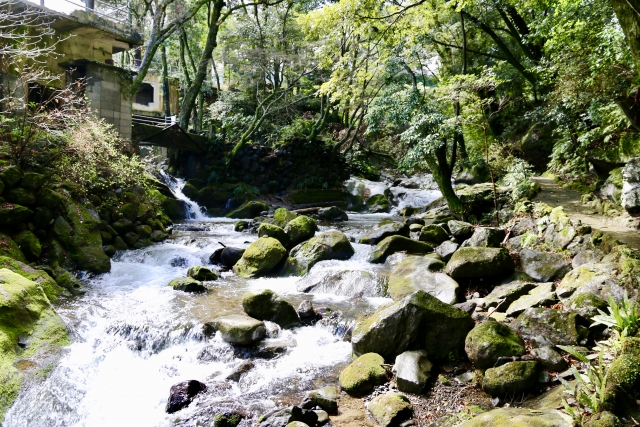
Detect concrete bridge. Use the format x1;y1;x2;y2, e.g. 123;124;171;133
132;119;207;153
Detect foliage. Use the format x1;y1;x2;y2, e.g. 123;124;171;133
591;292;640;338
232;183;260;203
500;158;537;202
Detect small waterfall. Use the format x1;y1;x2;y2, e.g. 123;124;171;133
158;170;209;220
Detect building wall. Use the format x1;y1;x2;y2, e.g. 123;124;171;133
132;73;180;118
84;63;131;140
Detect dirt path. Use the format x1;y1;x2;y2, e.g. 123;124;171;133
532;177;640;250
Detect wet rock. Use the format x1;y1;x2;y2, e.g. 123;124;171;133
519;249;570;282
258;223;290;247
260;406;318;427
418;225;449;245
435;241;458;262
123;232;139;246
168;277;206;293
352;290;474;362
445;247;515;280
300;386;339;413
465;321;525;369
447;220;473;241
233;237;287;278
234;220;249;232
313;410;329;426
213;412;243;427
339;352;388;395
165;380;207;413
217;247;245;268
297;300;320;325
226;201;269;219
296;269;387;297
461;227;505;248
187;266;218;281
457;407;572;427
149;230;168;242
102;245;116;257
241;289;300;328
273;208;297;228
226;360;255;381
392;350;432;394
530;346;568;371
367;193;390;213
387;256;457;303
317;206;348;221
367;392;413;427
206;314;266;345
113;236;128;250
505;283;557;317
283;231;354;276
284;215;318;247
368;236;434;264
359;221;410;245
111;218;134;234
482;361;538;397
511;308;589;347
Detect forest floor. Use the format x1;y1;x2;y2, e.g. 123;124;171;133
532;177;640;250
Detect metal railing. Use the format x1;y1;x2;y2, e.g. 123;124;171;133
132;114;177;127
39;0;130;26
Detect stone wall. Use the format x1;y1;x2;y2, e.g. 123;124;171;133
84;62;132;140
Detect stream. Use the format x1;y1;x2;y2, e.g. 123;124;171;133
4;178;442;427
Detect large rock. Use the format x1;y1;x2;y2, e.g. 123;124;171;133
284;215;318;247
168;277;206;293
260;406;318;427
392;350;432;394
483;281;536;310
530;346;568;371
282;231;354;276
602;337;640;411
233;237;287;278
445;248;515;280
458;408;572;427
165;380;207;413
511;308;589;347
621;157;640;213
519;249;570;282
465;321;525;369
0;203;32;227
351;291;474;362
273;208;297;228
187;266;218;281
19;172;45;190
218;247;245;268
367;392;413;427
448;220;473;241
387;256;457;303
338;353;388;395
317;206;348;221
556;264;618;299
241;289;299;329
300;386;339;414
258;223;289;247
12;230;41;261
5;188;36;206
505;283;557;317
359;221;409;245
368;236;434;264
0;165;21;188
482;361;538;397
461;227;505;248
206;314;266;345
64;201;111;273
435;240;458;262
418;225;449;244
226;201;269;219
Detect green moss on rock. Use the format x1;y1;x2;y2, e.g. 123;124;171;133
458;407;572;427
233;237;287;278
258;223;289;247
13;230;41;261
187;266;218;281
465;321;525;369
367;392;413;427
226;201;269;219
0;203;32;227
338;352;387;395
284;215;318;247
369;235;434;264
482;361;538;396
282;231;354;276
273;208;297;228
445;247;515;280
241;289;299;328
0;233;26;263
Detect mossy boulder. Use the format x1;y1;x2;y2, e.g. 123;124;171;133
351;290;474;362
458;408;572;427
0;268;68;421
369;236;435;264
0;256;62;302
206;314;266;345
0;203;32;227
0;233;26;263
150;230;168;242
482;361;538;397
5;188;36;206
258;223;289;247
359;221;409;245
461;227;506;248
119;203;139;221
187;266;218;281
520;249;570;282
123;232;139;246
282;231;354;276
168;277;206;293
19;172;45;191
602;337;640;412
418;225;449;245
584;412;621;427
0;165;22;188
387;256;456;303
284;215;318;247
338;352;388;395
226;201;269;219
234;220;250;232
511;308;589;347
233;237;287;278
241;289;299;328
13;230;41;261
568;292;608;319
445;247;515;280
37;188;65;208
366;194;390;213
465;321;525;369
367;392;413;427
301;386;340;414
64;201;111;273
135;225;152;239
111;219;134;234
273;208;297;228
161;197;186;221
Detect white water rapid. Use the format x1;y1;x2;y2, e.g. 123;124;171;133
159;170;209;220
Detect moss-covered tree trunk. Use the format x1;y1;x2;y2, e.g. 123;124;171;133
610;0;640;70
425;144;466;218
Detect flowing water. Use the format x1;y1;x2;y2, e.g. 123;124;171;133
4;179;442;427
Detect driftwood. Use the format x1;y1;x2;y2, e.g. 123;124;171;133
291;207;322;215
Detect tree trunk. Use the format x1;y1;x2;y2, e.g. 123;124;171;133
426;143;466;217
161;45;171;117
610;0;640;70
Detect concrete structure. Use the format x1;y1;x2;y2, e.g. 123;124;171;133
132;73;180;119
0;0;143;139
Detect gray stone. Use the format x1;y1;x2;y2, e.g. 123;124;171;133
553;226;577;249
168;277;206;293
505;283;557;317
447;220;473;240
206;314;266;345
568;292;608;319
511;308;589;347
461;227;505;248
367;392;413;427
483;281;537;310
557;264;621;301
261;407;318;427
445;247;515;280
457;408;572;427
572;250;603;268
282;231;355;276
435;241;458;262
621;157;640;213
241;289;300;329
530;346;568;371
465;321;525;369
388;256;457;303
359;221;409;245
317;206;348;221
482;361;538;397
368;236;434;264
520;249;570;282
418;224;449;245
300;386;339;414
392;350;433;394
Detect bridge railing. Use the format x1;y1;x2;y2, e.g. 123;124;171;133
132;114;176;127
